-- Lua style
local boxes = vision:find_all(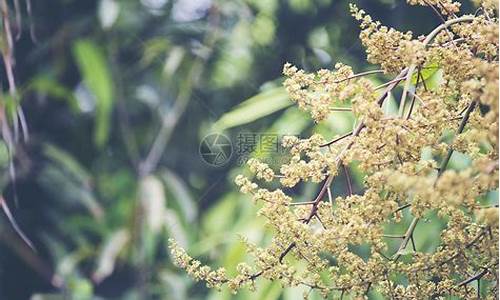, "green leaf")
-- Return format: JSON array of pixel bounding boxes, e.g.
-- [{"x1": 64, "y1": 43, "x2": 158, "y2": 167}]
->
[
  {"x1": 92, "y1": 229, "x2": 130, "y2": 283},
  {"x1": 250, "y1": 106, "x2": 309, "y2": 163},
  {"x1": 0, "y1": 140, "x2": 9, "y2": 169},
  {"x1": 414, "y1": 211, "x2": 445, "y2": 253},
  {"x1": 67, "y1": 277, "x2": 93, "y2": 298},
  {"x1": 43, "y1": 143, "x2": 91, "y2": 184},
  {"x1": 27, "y1": 75, "x2": 78, "y2": 111},
  {"x1": 41, "y1": 143, "x2": 103, "y2": 219},
  {"x1": 382, "y1": 91, "x2": 398, "y2": 116},
  {"x1": 251, "y1": 13, "x2": 276, "y2": 46},
  {"x1": 165, "y1": 209, "x2": 189, "y2": 249},
  {"x1": 138, "y1": 175, "x2": 167, "y2": 243},
  {"x1": 211, "y1": 21, "x2": 253, "y2": 88},
  {"x1": 201, "y1": 193, "x2": 238, "y2": 236},
  {"x1": 222, "y1": 240, "x2": 247, "y2": 275},
  {"x1": 256, "y1": 281, "x2": 283, "y2": 300},
  {"x1": 161, "y1": 169, "x2": 197, "y2": 223},
  {"x1": 270, "y1": 106, "x2": 309, "y2": 134},
  {"x1": 411, "y1": 61, "x2": 439, "y2": 85},
  {"x1": 447, "y1": 151, "x2": 472, "y2": 171},
  {"x1": 284, "y1": 285, "x2": 310, "y2": 300},
  {"x1": 72, "y1": 39, "x2": 114, "y2": 147},
  {"x1": 424, "y1": 68, "x2": 443, "y2": 90},
  {"x1": 213, "y1": 87, "x2": 291, "y2": 131},
  {"x1": 160, "y1": 271, "x2": 189, "y2": 300}
]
